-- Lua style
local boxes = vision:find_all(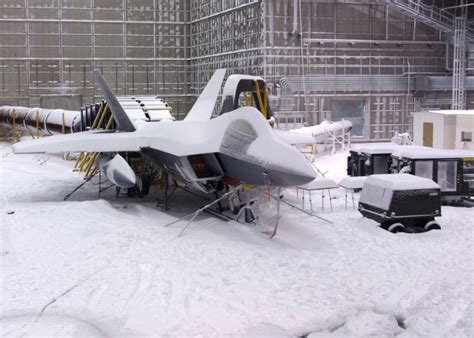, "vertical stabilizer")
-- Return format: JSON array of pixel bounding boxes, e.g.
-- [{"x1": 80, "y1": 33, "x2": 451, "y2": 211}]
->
[
  {"x1": 93, "y1": 69, "x2": 136, "y2": 132},
  {"x1": 184, "y1": 69, "x2": 226, "y2": 121}
]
